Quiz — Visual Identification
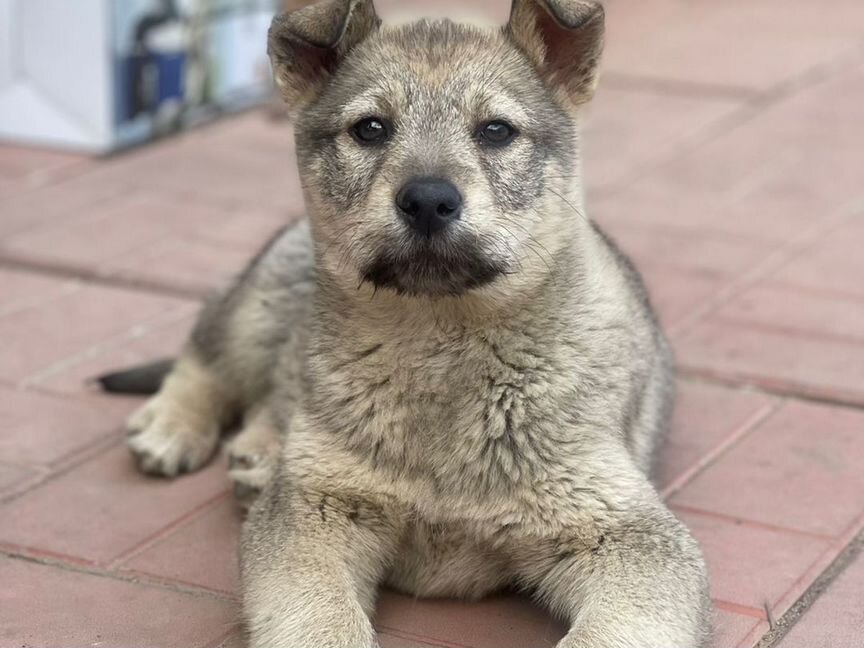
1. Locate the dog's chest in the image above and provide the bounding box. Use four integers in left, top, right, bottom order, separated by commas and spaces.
310, 326, 566, 492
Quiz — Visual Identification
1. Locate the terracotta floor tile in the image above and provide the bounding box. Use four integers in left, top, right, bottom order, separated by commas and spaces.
771, 219, 864, 302
583, 85, 741, 191
676, 509, 830, 613
0, 461, 40, 495
122, 496, 242, 595
375, 591, 565, 648
108, 238, 256, 296
0, 444, 229, 565
378, 631, 449, 648
595, 61, 864, 244
603, 220, 769, 281
0, 144, 90, 181
0, 385, 124, 466
31, 312, 196, 396
0, 175, 130, 239
779, 548, 864, 648
90, 135, 303, 214
676, 319, 864, 405
0, 268, 77, 315
638, 264, 727, 330
671, 401, 864, 538
0, 281, 194, 384
657, 380, 775, 492
0, 556, 236, 648
714, 609, 762, 648
602, 0, 864, 92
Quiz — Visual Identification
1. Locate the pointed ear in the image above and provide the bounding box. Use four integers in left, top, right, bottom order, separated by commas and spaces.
506, 0, 605, 108
268, 0, 380, 113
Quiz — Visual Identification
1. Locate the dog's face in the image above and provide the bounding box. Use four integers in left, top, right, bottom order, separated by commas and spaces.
270, 0, 604, 298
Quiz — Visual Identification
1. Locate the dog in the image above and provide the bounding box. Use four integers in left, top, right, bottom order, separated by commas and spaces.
100, 1, 711, 645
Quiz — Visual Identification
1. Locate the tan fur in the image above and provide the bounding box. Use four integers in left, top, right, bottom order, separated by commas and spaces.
125, 1, 711, 646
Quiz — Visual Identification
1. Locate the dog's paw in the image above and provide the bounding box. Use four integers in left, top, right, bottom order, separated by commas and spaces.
127, 398, 220, 477
226, 426, 279, 506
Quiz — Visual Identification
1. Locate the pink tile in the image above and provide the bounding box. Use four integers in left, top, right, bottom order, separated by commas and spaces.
375, 591, 565, 648
0, 444, 229, 565
0, 268, 77, 314
0, 281, 193, 384
657, 380, 775, 491
602, 0, 864, 92
713, 284, 864, 343
771, 219, 864, 301
676, 509, 830, 613
714, 609, 762, 648
217, 627, 448, 648
583, 86, 741, 191
594, 62, 864, 244
600, 220, 768, 280
671, 401, 864, 538
122, 496, 242, 595
0, 175, 129, 238
0, 556, 236, 648
91, 135, 303, 214
109, 238, 256, 296
676, 319, 864, 405
638, 264, 727, 330
211, 632, 246, 648
0, 144, 90, 181
31, 311, 196, 396
779, 549, 864, 648
1, 192, 213, 268
378, 631, 448, 648
0, 461, 40, 495
0, 385, 125, 466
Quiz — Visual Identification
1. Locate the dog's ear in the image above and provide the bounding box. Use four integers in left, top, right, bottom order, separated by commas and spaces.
506, 0, 604, 108
268, 0, 380, 112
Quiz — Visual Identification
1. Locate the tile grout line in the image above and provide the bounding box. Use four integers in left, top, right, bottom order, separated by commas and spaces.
671, 504, 835, 544
0, 254, 209, 301
678, 366, 864, 412
20, 304, 196, 390
0, 547, 236, 602
668, 196, 864, 340
661, 399, 782, 499
601, 71, 757, 102
107, 488, 233, 569
0, 437, 123, 506
597, 43, 864, 206
703, 314, 864, 349
375, 625, 474, 648
748, 514, 864, 648
713, 600, 768, 620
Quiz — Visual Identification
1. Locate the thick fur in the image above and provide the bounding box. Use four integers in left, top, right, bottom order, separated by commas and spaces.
123, 1, 711, 646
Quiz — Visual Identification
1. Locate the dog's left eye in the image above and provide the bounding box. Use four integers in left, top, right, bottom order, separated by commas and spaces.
350, 117, 390, 145
478, 120, 518, 147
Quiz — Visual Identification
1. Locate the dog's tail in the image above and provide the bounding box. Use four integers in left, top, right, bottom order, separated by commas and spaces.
95, 358, 175, 395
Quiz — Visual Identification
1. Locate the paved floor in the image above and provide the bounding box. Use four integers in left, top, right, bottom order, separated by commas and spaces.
2, 1, 864, 647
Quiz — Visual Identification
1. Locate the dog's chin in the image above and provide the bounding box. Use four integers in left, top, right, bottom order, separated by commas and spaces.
361, 240, 507, 298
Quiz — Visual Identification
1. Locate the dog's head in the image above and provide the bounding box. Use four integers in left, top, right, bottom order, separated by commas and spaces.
270, 0, 604, 298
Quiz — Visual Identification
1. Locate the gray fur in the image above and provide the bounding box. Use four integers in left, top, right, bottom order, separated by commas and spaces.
124, 1, 711, 646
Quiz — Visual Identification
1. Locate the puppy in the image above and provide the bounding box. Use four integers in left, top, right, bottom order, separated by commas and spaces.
107, 1, 712, 645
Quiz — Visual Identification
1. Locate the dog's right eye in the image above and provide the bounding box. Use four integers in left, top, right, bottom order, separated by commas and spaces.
350, 117, 390, 145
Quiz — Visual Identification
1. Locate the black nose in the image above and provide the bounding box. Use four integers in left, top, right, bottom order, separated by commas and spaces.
395, 178, 462, 238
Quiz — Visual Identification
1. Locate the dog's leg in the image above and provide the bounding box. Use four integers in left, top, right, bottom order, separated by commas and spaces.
127, 351, 234, 476
241, 480, 402, 648
516, 473, 711, 648
226, 404, 281, 505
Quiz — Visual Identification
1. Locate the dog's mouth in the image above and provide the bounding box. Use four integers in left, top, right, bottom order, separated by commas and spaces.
361, 235, 507, 297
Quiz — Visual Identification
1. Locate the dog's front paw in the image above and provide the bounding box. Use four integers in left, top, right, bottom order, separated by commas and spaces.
226, 428, 278, 506
127, 397, 220, 477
